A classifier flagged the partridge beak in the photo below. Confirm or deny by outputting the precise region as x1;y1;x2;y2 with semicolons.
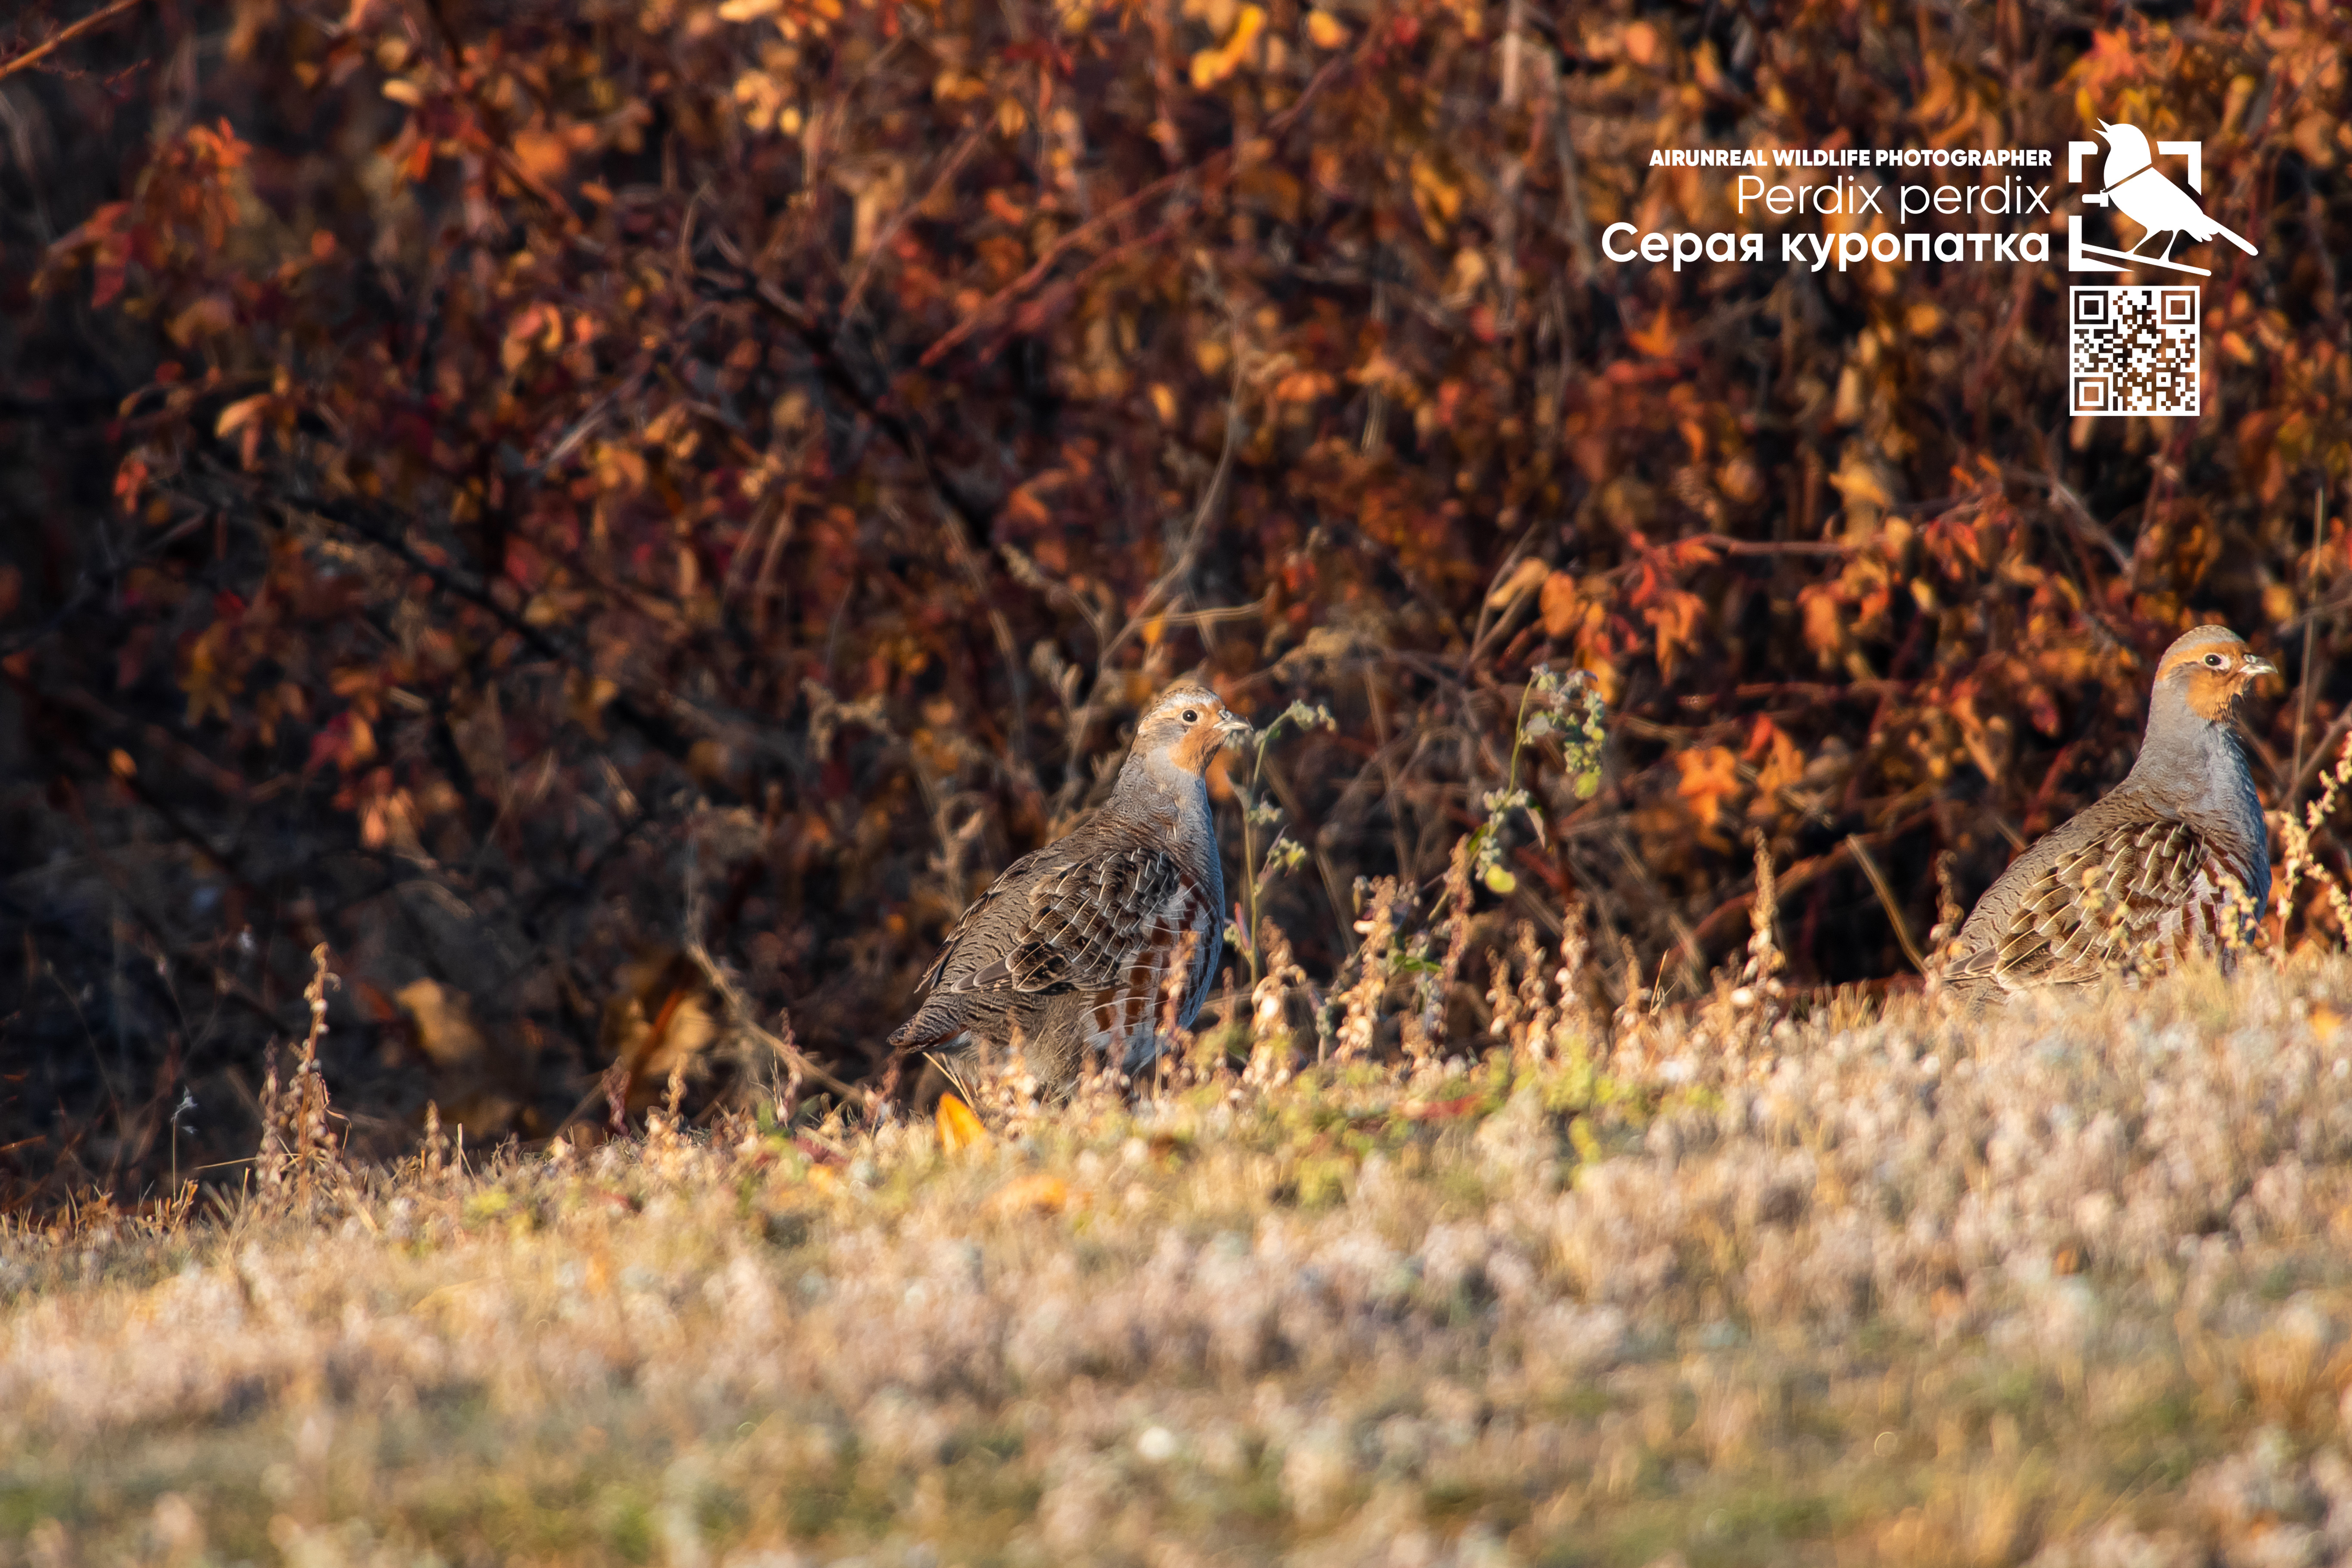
1216;711;1253;745
2241;654;2278;679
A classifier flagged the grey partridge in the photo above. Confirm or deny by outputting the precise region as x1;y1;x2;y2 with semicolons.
891;683;1251;1091
1946;624;2274;1000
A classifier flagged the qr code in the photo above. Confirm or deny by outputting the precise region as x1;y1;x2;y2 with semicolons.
2070;286;2200;416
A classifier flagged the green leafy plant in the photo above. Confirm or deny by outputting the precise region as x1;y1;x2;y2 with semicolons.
1466;667;1607;897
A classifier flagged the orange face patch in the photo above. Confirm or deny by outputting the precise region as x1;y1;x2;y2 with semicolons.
1169;702;1238;771
2180;666;2258;720
1134;683;1244;776
2155;629;2271;720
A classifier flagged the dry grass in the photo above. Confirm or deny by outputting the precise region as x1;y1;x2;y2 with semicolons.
13;957;2352;1568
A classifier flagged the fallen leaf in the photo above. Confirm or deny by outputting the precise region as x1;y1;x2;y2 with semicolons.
988;1173;1072;1215
937;1092;990;1153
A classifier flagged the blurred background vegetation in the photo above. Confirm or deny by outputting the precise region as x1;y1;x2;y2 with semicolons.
0;0;2346;1211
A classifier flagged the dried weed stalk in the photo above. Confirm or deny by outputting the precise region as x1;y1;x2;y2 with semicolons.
1924;848;1965;987
1245;918;1309;1088
255;944;346;1204
1332;878;1404;1063
2279;730;2352;956
1739;835;1787;1014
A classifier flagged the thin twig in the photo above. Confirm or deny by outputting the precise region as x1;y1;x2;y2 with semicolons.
1035;363;1247;815
1691;532;1857;558
1664;807;1942;977
1538;52;1598;285
2291;481;2325;813
0;0;144;85
1098;385;1244;667
1846;832;1927;975
680;937;874;1110
2293;708;2352;802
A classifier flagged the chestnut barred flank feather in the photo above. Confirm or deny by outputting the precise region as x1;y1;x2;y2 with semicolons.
1949;626;2275;999
892;685;1248;1090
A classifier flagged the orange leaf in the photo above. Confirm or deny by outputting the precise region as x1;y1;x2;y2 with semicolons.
1539;571;1583;638
1746;721;1806;812
1797;583;1845;664
1627;304;1677;360
1485;555;1549;610
1003;483;1053;531
1188;4;1265;87
1674;746;1742;832
511;126;571;184
1272;369;1335;405
937;1092;990;1153
1643;587;1705;679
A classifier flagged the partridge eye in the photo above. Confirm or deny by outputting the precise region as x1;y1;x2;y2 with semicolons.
2204;653;2225;668
1181;708;1199;723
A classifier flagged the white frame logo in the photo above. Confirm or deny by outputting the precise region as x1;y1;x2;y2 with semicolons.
2066;122;2259;279
2063;119;2254;419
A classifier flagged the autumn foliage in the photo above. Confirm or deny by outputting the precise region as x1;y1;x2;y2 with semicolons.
1;0;2349;1206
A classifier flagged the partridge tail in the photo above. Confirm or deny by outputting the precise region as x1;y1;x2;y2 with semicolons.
888;997;971;1053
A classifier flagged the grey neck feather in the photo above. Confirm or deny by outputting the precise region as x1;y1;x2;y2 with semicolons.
2131;679;2263;842
1112;745;1208;817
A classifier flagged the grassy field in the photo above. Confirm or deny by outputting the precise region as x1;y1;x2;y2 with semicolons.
11;961;2352;1567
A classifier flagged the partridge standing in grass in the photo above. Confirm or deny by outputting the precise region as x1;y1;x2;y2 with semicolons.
1946;624;2274;1000
891;684;1252;1092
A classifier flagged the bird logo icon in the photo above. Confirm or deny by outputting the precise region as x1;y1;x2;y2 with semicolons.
2068;121;2259;276
2091;121;2258;263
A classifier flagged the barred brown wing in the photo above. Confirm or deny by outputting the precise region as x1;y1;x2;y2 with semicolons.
1986;818;2254;985
943;847;1189;995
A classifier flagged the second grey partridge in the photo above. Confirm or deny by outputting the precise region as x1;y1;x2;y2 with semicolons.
1946;624;2274;1000
891;683;1250;1091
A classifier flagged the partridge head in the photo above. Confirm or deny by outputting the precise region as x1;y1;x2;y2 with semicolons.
1126;682;1254;779
2156;624;2274;718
